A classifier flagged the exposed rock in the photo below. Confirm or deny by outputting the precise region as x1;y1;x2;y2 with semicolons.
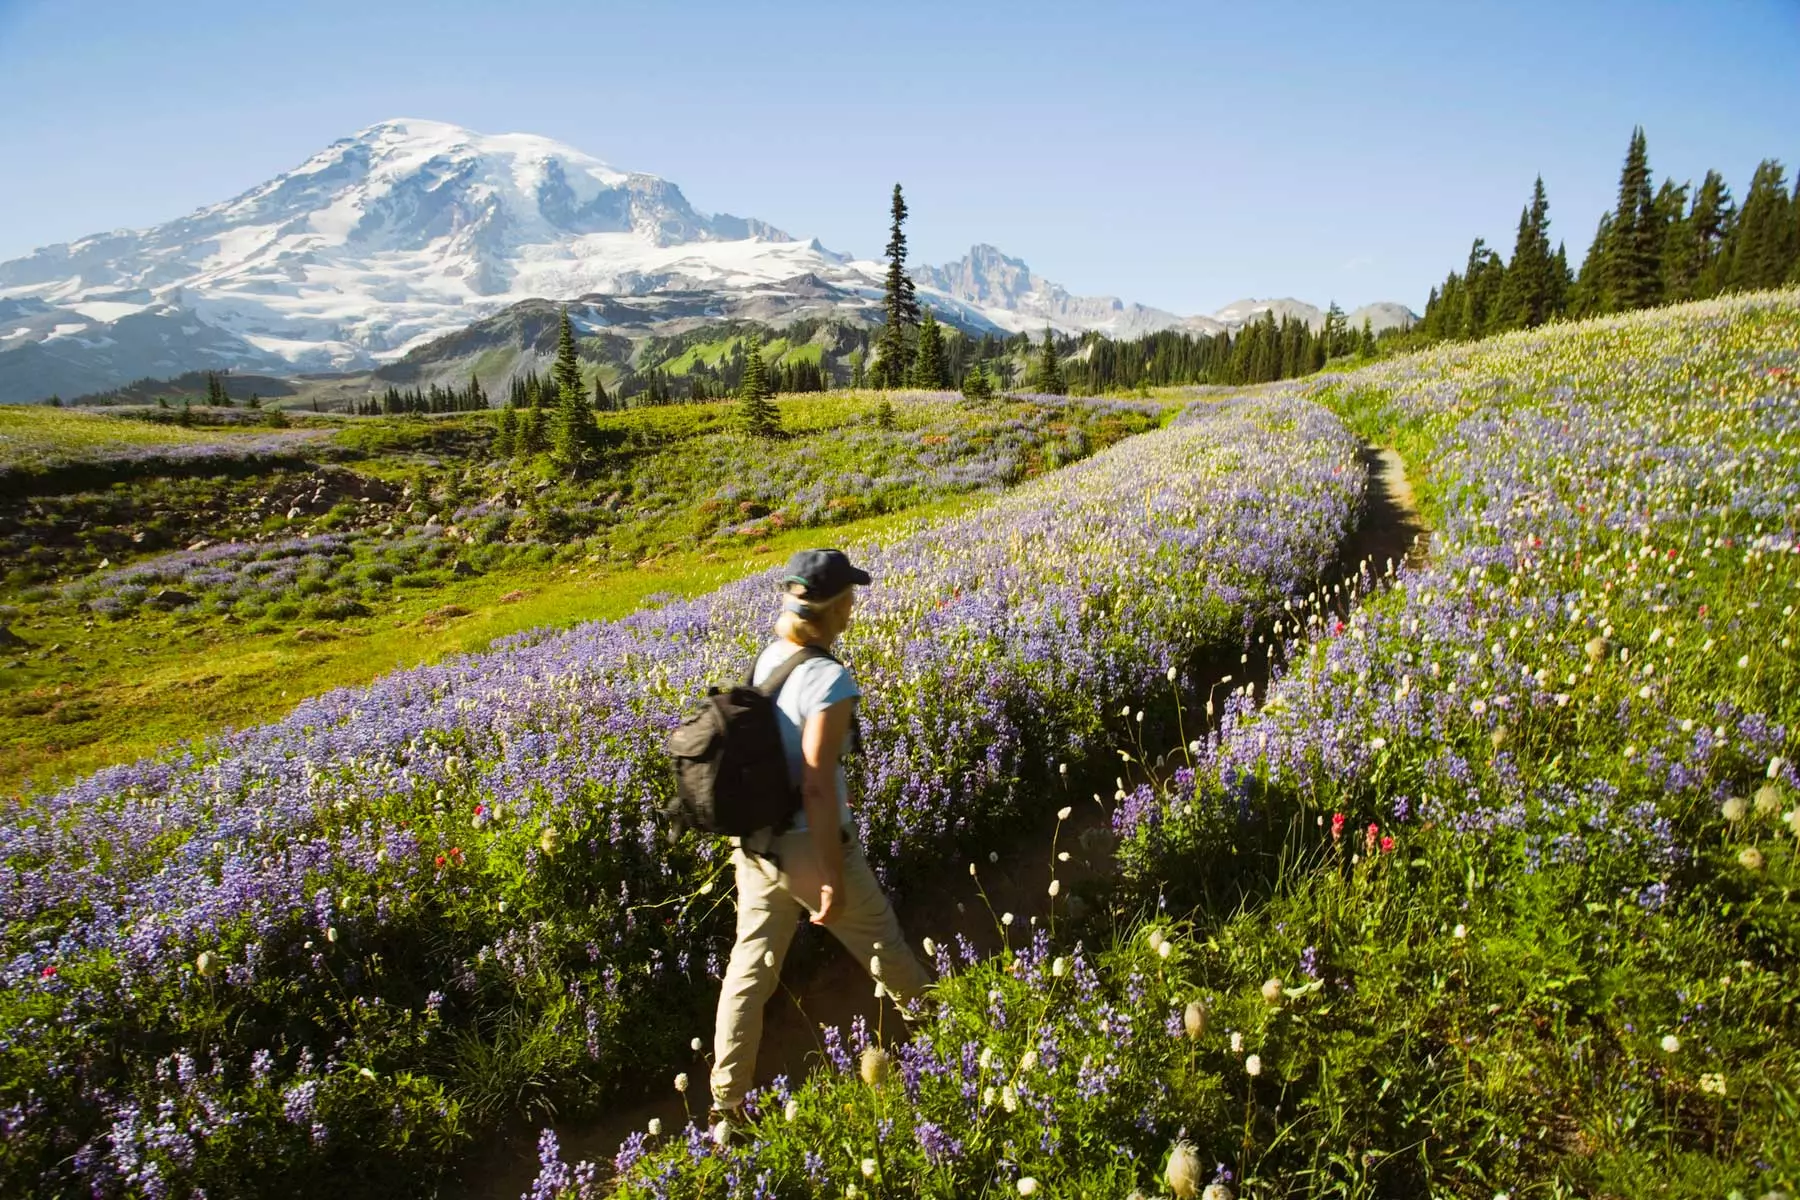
187;540;212;552
451;560;477;578
0;624;29;649
150;589;196;609
499;589;529;604
293;628;337;643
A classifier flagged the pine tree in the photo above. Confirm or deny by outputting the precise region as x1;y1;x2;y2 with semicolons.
495;404;517;458
593;374;612;412
1570;211;1613;316
519;406;543;455
738;339;779;436
550;306;595;472
1723;159;1795;291
1496;176;1556;329
1604;127;1660;311
850;349;866;390
875;397;897;429
1357;317;1377;357
1033;327;1066;395
873;184;920;388
1321;302;1348;358
913;310;948;389
1689;170;1736;297
961;361;993;401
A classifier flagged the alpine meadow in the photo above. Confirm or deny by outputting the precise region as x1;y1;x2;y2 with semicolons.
1;7;1798;1200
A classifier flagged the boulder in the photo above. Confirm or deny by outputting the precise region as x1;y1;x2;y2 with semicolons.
150;589;196;609
0;624;29;649
451;560;477;578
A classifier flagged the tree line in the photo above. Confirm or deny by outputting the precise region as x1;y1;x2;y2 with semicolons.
1403;127;1800;346
350;375;490;416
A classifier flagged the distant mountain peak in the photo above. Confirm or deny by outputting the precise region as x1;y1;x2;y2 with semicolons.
0;120;1415;402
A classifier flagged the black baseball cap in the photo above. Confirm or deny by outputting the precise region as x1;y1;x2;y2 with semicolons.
782;548;871;598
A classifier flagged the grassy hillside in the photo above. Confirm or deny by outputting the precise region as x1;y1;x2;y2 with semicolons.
0;390;1161;793
586;291;1800;1200
0;391;1357;1200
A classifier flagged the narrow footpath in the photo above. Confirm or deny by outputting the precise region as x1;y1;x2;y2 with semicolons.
450;443;1428;1200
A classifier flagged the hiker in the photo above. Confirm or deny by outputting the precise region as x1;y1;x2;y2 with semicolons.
708;548;930;1129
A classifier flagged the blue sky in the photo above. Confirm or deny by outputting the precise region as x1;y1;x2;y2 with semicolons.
0;0;1795;315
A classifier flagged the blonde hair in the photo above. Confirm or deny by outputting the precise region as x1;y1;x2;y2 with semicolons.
775;583;855;646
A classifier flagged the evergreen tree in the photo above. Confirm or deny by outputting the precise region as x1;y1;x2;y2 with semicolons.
519;406;543;455
550;306;595;472
1569;211;1613;316
1321;301;1348;358
1689;170;1736;297
850;349;866;389
1357;317;1377;357
1604;127;1660;311
737;339;779;436
873;184;920;388
593;374;612;412
1649;178;1693;301
1723;159;1795;291
875;397;897;429
913;310;949;389
495;404;518;458
961;361;993;401
1496;176;1557;329
1032;327;1066;395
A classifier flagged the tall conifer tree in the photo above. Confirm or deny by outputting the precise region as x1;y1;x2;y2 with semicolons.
1605;127;1660;311
1497;176;1557;329
913;310;949;389
1724;160;1795;290
738;340;779;436
550;306;595;471
1033;326;1066;395
873;184;920;388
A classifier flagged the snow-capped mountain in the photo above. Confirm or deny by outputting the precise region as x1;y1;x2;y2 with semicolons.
0;119;1414;402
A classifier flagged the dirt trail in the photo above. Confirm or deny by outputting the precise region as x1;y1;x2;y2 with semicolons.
447;443;1428;1199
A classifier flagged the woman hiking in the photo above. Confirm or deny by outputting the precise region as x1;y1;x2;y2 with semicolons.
708;548;929;1133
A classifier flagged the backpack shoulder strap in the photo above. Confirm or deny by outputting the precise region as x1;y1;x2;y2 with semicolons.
753;644;834;699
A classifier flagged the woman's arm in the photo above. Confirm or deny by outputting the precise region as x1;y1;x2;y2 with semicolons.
800;697;854;925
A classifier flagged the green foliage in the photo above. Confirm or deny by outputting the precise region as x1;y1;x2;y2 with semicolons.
736;341;780;437
1408;128;1799;350
494;404;517;459
873;183;920;389
913;310;949;390
961;362;994;401
550;307;597;472
597;293;1800;1200
1032;326;1066;395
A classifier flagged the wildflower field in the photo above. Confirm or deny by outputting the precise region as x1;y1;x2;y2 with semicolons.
570;292;1800;1200
2;390;1156;793
0;391;1363;1197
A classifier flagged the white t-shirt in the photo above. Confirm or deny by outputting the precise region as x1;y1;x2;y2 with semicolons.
752;640;859;832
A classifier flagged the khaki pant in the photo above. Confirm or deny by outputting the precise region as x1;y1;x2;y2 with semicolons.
710;827;929;1108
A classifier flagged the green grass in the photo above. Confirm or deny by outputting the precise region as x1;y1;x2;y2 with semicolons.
0;405;230;466
0;492;987;796
2;390;1160;793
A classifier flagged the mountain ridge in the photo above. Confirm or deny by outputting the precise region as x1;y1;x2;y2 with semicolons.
0;119;1415;402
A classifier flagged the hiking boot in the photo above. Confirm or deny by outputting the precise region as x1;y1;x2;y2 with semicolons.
706;1103;742;1147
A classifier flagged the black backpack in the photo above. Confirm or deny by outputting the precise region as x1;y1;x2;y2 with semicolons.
662;645;834;838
